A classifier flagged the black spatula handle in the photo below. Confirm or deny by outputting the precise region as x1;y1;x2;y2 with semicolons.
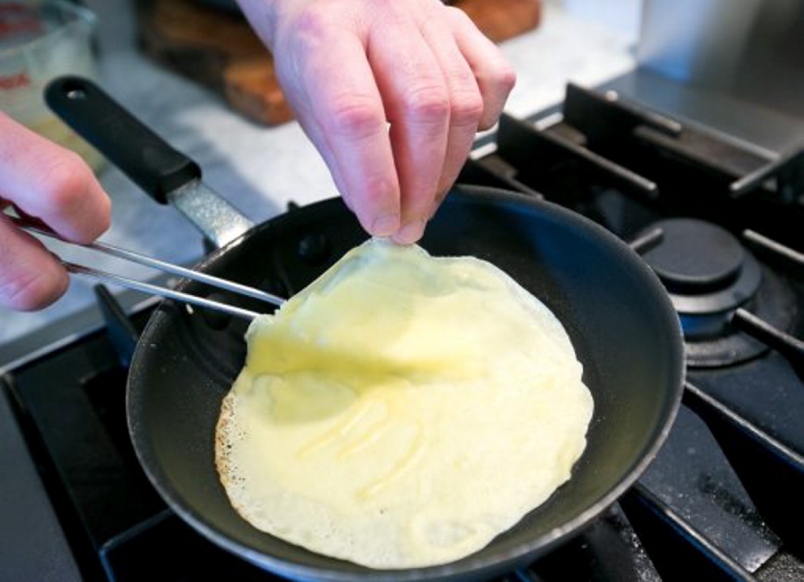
45;75;200;204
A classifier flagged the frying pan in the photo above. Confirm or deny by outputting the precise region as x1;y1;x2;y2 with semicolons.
47;76;685;581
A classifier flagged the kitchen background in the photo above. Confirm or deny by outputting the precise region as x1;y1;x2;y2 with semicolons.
3;2;803;581
0;0;640;359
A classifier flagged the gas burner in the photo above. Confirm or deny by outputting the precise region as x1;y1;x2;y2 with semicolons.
638;218;797;368
641;218;761;338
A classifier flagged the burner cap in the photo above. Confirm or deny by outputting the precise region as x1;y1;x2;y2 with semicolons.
642;219;744;294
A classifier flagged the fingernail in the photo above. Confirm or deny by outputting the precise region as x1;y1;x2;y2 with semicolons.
393;219;426;245
371;213;400;237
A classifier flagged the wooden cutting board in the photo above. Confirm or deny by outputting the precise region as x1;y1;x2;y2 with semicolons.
136;0;541;126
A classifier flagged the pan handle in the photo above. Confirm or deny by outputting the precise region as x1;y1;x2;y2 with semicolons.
45;76;199;205
45;76;254;248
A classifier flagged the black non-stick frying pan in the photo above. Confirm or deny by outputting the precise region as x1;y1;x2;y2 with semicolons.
47;77;685;581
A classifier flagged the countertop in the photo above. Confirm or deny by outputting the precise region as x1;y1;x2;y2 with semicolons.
0;0;637;362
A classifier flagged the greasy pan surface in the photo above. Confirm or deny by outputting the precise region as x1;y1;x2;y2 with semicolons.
128;186;685;581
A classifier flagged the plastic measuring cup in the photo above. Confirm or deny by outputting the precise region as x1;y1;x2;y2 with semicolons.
0;1;103;171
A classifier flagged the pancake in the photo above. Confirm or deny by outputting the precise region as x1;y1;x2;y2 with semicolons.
215;238;594;569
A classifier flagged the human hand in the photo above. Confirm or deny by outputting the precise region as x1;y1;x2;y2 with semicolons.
0;112;111;311
236;0;516;244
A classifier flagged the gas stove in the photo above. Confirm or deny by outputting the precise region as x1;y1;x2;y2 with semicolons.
2;80;803;581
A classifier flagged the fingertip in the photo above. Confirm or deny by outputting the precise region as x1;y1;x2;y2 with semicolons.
369;212;401;237
0;219;70;311
478;64;517;130
38;152;112;244
391;218;426;245
0;262;69;311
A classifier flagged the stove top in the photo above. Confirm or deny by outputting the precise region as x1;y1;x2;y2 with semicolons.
2;81;803;582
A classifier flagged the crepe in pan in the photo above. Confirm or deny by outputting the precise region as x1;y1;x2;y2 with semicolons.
215;238;593;569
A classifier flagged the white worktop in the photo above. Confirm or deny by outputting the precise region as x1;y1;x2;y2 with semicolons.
0;1;637;356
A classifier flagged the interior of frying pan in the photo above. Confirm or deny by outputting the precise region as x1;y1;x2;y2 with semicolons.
127;186;685;582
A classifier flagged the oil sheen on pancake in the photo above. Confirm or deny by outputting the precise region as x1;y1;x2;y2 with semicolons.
215;238;594;569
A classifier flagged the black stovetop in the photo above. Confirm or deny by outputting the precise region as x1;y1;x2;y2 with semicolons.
2;81;803;582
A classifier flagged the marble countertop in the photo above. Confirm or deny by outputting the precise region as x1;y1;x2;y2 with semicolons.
0;1;636;358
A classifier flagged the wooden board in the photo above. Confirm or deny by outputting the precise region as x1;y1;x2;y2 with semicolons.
137;0;541;126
